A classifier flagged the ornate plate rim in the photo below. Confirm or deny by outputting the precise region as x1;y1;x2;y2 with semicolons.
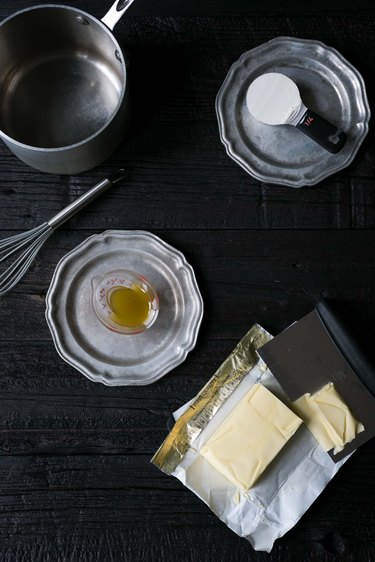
45;230;204;386
216;36;371;187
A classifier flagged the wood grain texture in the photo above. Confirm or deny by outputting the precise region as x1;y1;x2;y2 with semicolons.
0;0;374;560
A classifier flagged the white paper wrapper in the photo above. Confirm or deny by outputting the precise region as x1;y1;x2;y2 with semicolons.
172;361;349;552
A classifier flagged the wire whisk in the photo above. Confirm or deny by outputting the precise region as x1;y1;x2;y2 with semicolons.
0;169;126;296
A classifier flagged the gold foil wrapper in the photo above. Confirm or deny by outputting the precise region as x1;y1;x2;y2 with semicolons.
151;324;272;474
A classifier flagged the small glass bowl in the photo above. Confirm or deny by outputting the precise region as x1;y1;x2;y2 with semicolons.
92;270;159;335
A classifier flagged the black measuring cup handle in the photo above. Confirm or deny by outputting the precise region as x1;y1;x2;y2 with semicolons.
296;108;347;154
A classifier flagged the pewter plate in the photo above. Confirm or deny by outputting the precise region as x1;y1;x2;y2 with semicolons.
216;36;370;187
45;230;203;386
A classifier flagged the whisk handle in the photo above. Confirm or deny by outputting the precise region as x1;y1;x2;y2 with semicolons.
48;169;126;230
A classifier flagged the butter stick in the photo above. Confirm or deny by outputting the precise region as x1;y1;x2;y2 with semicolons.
292;382;364;454
200;383;302;491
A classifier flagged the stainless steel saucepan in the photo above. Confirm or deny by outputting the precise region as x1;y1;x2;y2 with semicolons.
0;1;135;174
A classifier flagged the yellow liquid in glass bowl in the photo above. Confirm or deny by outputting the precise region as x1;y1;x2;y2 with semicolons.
108;285;151;328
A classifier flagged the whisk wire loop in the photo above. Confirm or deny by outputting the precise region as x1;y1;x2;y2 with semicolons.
0;170;126;296
0;225;53;295
0;223;50;263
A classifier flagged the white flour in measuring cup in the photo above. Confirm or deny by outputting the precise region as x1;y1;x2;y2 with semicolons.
246;72;302;125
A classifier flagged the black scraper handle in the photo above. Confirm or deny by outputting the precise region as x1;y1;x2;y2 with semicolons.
296;109;347;154
316;300;375;398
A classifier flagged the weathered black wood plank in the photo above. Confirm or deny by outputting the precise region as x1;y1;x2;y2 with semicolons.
1;0;375;18
0;450;373;561
2;228;375;339
0;124;360;231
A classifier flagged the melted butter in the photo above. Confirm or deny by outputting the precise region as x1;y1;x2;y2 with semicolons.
108;285;151;328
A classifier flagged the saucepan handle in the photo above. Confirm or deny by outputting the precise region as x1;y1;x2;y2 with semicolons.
101;0;137;31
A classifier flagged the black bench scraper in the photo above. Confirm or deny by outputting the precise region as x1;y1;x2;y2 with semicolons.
258;300;375;462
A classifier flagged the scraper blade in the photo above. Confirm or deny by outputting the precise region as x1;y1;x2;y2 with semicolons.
258;300;375;461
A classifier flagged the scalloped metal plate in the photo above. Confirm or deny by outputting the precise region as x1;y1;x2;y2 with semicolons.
45;230;203;386
216;36;370;187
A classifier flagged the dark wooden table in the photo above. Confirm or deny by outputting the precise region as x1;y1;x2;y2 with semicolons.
0;1;374;560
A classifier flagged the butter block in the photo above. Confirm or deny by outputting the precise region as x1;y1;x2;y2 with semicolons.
292;382;364;454
200;383;303;491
